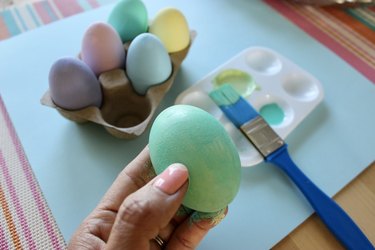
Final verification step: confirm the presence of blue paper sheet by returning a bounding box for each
[0,1,374,249]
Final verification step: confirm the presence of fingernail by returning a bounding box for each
[154,164,188,195]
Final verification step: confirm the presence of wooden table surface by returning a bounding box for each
[274,161,375,249]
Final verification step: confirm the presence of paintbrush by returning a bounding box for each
[209,84,374,250]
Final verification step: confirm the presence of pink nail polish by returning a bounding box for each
[154,164,188,195]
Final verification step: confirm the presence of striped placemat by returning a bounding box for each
[0,0,115,40]
[264,0,375,83]
[0,95,66,249]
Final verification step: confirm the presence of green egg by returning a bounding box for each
[108,0,148,42]
[149,105,241,213]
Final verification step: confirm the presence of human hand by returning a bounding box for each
[68,146,227,250]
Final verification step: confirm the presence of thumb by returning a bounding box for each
[106,163,189,249]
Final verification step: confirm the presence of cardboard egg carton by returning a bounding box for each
[41,38,192,139]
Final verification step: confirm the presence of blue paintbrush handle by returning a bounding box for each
[267,146,374,250]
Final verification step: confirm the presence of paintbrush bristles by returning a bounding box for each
[209,84,259,128]
[209,84,240,106]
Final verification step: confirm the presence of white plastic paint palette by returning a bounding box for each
[175,47,324,167]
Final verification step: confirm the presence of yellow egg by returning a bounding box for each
[149,8,190,53]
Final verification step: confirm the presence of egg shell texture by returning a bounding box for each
[149,8,190,53]
[81,22,126,76]
[108,0,148,42]
[48,57,102,110]
[126,33,172,95]
[149,105,241,212]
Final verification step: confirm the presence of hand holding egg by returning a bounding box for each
[149,105,242,213]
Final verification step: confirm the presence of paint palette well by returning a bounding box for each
[175,47,324,167]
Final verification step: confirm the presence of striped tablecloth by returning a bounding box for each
[0,97,65,249]
[0,0,374,249]
[265,1,375,83]
[0,0,115,39]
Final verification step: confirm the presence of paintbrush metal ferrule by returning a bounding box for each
[240,116,285,158]
[209,84,285,157]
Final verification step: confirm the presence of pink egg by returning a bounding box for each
[81,22,126,75]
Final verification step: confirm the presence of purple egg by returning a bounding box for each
[49,57,102,110]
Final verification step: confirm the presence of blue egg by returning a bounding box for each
[126,33,172,95]
[48,57,102,110]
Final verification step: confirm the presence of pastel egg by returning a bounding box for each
[126,33,172,95]
[108,0,148,43]
[149,8,190,53]
[81,22,125,76]
[48,57,102,110]
[149,105,242,213]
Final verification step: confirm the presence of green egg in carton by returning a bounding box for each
[41,0,194,139]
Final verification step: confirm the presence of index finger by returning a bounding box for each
[97,146,156,212]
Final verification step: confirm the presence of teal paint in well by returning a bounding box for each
[260,103,284,125]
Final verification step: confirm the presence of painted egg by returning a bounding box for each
[149,105,242,213]
[126,33,172,95]
[149,8,190,53]
[48,57,102,110]
[81,22,125,76]
[108,0,148,43]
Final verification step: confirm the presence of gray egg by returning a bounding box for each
[49,57,102,110]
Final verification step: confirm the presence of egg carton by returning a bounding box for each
[175,47,324,167]
[41,41,191,139]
